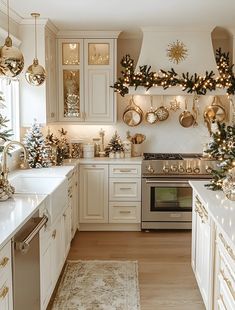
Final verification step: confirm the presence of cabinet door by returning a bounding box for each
[193,195,214,309]
[45,27,57,123]
[40,234,53,310]
[84,39,116,123]
[71,168,79,237]
[51,216,64,283]
[0,277,13,310]
[62,205,72,258]
[58,39,84,122]
[80,165,108,223]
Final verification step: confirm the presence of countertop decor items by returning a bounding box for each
[25,13,46,86]
[0,0,24,78]
[105,131,124,158]
[222,167,235,201]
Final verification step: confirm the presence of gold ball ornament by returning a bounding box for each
[25,58,46,86]
[0,36,24,77]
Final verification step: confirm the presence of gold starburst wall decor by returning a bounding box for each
[167,40,188,64]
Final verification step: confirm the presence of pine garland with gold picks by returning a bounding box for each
[205,122,235,191]
[112,48,235,96]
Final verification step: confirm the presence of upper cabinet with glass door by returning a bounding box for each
[58,39,84,122]
[57,33,119,124]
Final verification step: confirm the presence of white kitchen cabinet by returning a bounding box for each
[19,21,58,126]
[192,194,215,310]
[57,34,118,124]
[62,205,72,258]
[0,242,13,310]
[67,166,79,239]
[214,229,235,310]
[109,164,141,224]
[79,164,108,223]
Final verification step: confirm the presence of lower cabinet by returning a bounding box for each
[192,194,215,310]
[79,163,141,229]
[214,229,235,310]
[79,164,108,223]
[40,204,71,310]
[0,242,13,310]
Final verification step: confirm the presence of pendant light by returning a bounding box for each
[0,0,24,77]
[25,13,46,86]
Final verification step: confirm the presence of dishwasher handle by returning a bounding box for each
[15,215,48,254]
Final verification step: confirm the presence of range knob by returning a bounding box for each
[186,167,193,173]
[205,166,213,174]
[163,165,170,173]
[178,165,185,173]
[193,167,200,174]
[147,165,154,174]
[171,165,178,173]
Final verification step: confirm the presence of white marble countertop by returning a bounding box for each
[0,164,76,250]
[189,181,235,247]
[78,157,143,164]
[0,194,46,249]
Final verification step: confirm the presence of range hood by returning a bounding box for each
[129,26,225,95]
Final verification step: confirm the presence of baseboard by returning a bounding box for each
[79,223,141,231]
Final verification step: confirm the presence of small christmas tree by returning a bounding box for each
[105,131,124,156]
[205,121,235,190]
[23,121,51,168]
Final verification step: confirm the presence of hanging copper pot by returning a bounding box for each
[123,96,143,127]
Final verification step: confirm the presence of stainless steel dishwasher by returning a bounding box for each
[12,210,48,310]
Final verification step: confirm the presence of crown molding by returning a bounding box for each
[56,30,121,39]
[0,0,22,24]
[20,17,58,34]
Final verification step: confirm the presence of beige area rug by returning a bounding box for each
[51,260,141,310]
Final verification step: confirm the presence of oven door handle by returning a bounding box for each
[145,180,190,187]
[145,180,189,184]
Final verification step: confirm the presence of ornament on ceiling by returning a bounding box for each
[25,13,46,86]
[0,0,24,78]
[166,40,188,64]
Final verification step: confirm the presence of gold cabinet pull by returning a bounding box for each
[118,169,133,173]
[0,257,9,268]
[219,233,235,261]
[220,269,235,300]
[0,286,9,299]
[52,229,57,239]
[119,210,131,214]
[120,187,132,190]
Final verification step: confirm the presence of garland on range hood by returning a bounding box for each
[112,48,235,97]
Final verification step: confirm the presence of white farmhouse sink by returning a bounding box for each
[10,175,65,194]
[10,175,68,224]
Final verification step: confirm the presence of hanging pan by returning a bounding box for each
[145,96,158,124]
[123,96,143,127]
[179,98,195,128]
[203,96,226,134]
[155,96,169,121]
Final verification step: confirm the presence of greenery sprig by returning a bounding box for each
[112,48,235,96]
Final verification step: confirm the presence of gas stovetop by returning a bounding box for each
[143,153,202,160]
[142,153,217,177]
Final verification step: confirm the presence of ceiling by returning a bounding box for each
[3,0,235,34]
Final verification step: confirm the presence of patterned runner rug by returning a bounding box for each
[51,260,141,310]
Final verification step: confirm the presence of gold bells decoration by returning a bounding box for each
[112,48,235,97]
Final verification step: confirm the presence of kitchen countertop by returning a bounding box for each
[0,194,47,249]
[0,164,76,250]
[190,181,235,247]
[78,157,143,164]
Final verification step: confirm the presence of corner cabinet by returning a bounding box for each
[57,34,119,124]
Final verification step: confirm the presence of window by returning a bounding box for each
[0,78,20,141]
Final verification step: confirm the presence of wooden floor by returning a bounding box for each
[68,230,205,310]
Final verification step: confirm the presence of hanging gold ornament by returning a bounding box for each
[0,0,24,77]
[167,40,188,64]
[25,13,46,86]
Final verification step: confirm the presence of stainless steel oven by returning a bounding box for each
[141,153,217,230]
[142,178,192,229]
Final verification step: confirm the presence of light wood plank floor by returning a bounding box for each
[67,230,205,310]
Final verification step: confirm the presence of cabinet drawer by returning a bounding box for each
[217,230,235,272]
[0,242,11,278]
[218,272,235,309]
[109,202,141,223]
[109,165,141,178]
[109,178,141,201]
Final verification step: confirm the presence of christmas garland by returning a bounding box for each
[205,122,235,191]
[112,48,235,96]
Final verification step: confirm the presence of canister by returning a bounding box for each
[83,143,95,158]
